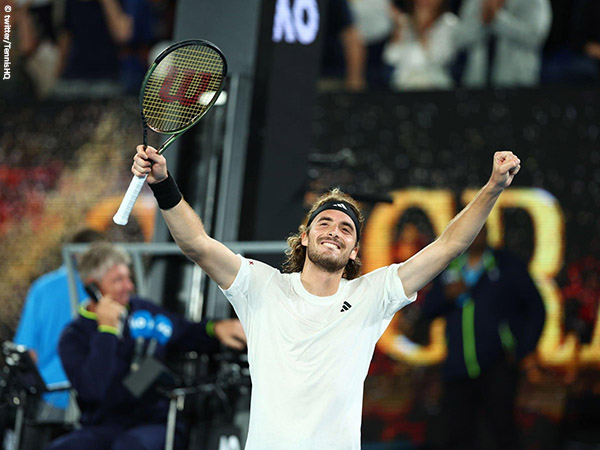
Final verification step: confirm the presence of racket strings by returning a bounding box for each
[143,44,225,133]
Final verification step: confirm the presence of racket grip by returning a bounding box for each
[113,174,148,226]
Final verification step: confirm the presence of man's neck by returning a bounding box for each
[300,263,344,297]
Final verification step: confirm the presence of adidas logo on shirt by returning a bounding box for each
[340,301,352,312]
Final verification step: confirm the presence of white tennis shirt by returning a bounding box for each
[220,256,416,450]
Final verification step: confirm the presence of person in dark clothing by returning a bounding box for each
[320,0,367,91]
[54,0,154,98]
[46,242,246,450]
[569,0,600,79]
[419,226,545,450]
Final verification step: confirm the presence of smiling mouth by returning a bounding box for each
[321,241,341,250]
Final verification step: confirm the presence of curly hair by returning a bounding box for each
[282,188,364,279]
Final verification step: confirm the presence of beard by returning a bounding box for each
[306,243,349,274]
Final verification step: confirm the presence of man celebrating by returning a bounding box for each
[131,146,520,450]
[47,242,246,450]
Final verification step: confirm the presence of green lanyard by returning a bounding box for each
[446,250,497,379]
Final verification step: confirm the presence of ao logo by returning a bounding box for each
[156,322,172,338]
[272,0,320,45]
[130,316,147,329]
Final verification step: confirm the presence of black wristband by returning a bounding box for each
[149,172,182,210]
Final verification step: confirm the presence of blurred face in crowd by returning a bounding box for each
[302,210,359,273]
[414,0,445,12]
[97,263,135,306]
[470,226,488,254]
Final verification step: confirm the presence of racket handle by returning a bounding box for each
[113,174,148,226]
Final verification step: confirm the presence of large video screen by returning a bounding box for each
[310,87,600,447]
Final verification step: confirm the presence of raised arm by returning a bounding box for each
[454,0,488,50]
[398,151,520,297]
[132,145,240,289]
[491,0,552,49]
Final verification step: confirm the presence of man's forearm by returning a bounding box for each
[438,182,502,258]
[398,151,519,297]
[160,198,241,289]
[341,27,367,91]
[161,199,210,262]
[99,0,133,43]
[492,1,552,49]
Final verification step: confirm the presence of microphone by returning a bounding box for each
[122,314,176,399]
[128,310,154,372]
[145,314,173,358]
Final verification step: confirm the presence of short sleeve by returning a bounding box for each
[219,255,278,326]
[14,284,41,350]
[362,263,417,318]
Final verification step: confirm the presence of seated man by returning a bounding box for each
[46,242,246,450]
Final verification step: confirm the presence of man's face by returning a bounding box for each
[97,263,134,306]
[301,209,359,273]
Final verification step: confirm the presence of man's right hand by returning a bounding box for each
[95,296,126,328]
[132,145,168,184]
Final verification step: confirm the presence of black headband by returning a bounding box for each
[306,201,361,240]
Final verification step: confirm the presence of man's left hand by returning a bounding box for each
[214,319,247,350]
[489,151,521,191]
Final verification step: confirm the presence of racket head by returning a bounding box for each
[140,39,227,139]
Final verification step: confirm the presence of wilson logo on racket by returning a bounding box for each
[159,67,213,107]
[114,39,227,227]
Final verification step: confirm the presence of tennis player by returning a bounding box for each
[132,145,520,450]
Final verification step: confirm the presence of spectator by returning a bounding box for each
[568,0,600,81]
[0,0,39,101]
[46,242,246,450]
[52,0,154,99]
[454,0,553,88]
[383,0,459,90]
[14,228,106,420]
[17,0,62,98]
[348,0,396,89]
[560,256,600,447]
[418,226,545,449]
[320,0,367,92]
[539,0,599,84]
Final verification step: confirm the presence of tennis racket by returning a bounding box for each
[113,39,227,226]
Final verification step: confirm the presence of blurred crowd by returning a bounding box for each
[322,0,600,91]
[0,0,175,101]
[1,0,599,101]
